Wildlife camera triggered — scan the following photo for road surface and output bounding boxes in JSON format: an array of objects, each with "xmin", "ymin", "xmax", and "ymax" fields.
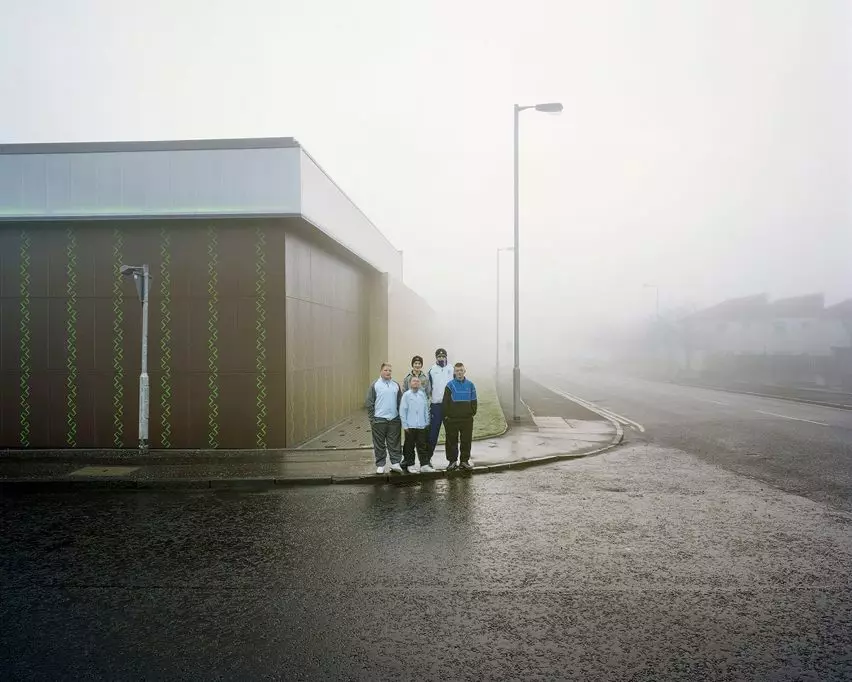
[
  {"xmin": 3, "ymin": 446, "xmax": 852, "ymax": 680},
  {"xmin": 537, "ymin": 370, "xmax": 852, "ymax": 512},
  {"xmin": 3, "ymin": 373, "xmax": 852, "ymax": 679}
]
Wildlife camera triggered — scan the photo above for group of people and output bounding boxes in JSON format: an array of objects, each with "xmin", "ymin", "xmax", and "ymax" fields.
[{"xmin": 365, "ymin": 347, "xmax": 478, "ymax": 474}]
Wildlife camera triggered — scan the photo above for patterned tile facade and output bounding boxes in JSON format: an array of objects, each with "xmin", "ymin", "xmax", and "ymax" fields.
[{"xmin": 0, "ymin": 218, "xmax": 370, "ymax": 449}]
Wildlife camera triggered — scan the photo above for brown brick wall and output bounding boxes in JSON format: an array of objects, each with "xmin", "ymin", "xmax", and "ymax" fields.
[{"xmin": 0, "ymin": 218, "xmax": 369, "ymax": 449}]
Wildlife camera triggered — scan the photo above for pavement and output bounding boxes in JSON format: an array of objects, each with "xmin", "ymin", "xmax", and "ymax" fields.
[
  {"xmin": 297, "ymin": 408, "xmax": 376, "ymax": 449},
  {"xmin": 0, "ymin": 379, "xmax": 621, "ymax": 490}
]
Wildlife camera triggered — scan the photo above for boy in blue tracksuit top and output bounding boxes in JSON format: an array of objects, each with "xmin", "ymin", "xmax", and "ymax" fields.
[
  {"xmin": 399, "ymin": 375, "xmax": 432, "ymax": 473},
  {"xmin": 441, "ymin": 362, "xmax": 478, "ymax": 471}
]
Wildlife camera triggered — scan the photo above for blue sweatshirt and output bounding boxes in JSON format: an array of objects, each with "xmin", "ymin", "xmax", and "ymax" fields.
[
  {"xmin": 365, "ymin": 378, "xmax": 402, "ymax": 421},
  {"xmin": 400, "ymin": 389, "xmax": 431, "ymax": 429}
]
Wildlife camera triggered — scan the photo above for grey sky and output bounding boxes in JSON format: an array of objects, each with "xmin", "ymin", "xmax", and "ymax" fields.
[{"xmin": 2, "ymin": 0, "xmax": 850, "ymax": 352}]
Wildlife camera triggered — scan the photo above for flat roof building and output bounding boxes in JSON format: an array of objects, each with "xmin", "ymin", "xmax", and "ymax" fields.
[{"xmin": 0, "ymin": 137, "xmax": 431, "ymax": 449}]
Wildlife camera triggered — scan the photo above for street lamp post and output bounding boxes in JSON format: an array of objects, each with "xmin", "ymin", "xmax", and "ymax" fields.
[
  {"xmin": 495, "ymin": 246, "xmax": 514, "ymax": 381},
  {"xmin": 644, "ymin": 282, "xmax": 669, "ymax": 378},
  {"xmin": 644, "ymin": 283, "xmax": 660, "ymax": 319},
  {"xmin": 513, "ymin": 101, "xmax": 563, "ymax": 421},
  {"xmin": 120, "ymin": 264, "xmax": 151, "ymax": 452}
]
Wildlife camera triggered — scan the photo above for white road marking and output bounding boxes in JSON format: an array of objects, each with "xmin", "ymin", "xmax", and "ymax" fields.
[
  {"xmin": 754, "ymin": 410, "xmax": 829, "ymax": 427},
  {"xmin": 549, "ymin": 387, "xmax": 646, "ymax": 433},
  {"xmin": 692, "ymin": 396, "xmax": 729, "ymax": 406}
]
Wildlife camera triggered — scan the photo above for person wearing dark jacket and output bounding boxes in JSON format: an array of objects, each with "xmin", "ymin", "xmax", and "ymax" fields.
[
  {"xmin": 441, "ymin": 362, "xmax": 478, "ymax": 471},
  {"xmin": 365, "ymin": 363, "xmax": 404, "ymax": 474}
]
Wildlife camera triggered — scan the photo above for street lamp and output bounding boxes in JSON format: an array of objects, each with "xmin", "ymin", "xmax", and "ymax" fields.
[
  {"xmin": 120, "ymin": 264, "xmax": 151, "ymax": 452},
  {"xmin": 513, "ymin": 101, "xmax": 563, "ymax": 421},
  {"xmin": 495, "ymin": 246, "xmax": 514, "ymax": 381},
  {"xmin": 644, "ymin": 283, "xmax": 660, "ymax": 319}
]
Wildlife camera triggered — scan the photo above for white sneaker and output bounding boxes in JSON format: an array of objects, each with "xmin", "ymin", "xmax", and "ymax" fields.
[
  {"xmin": 376, "ymin": 466, "xmax": 385, "ymax": 475},
  {"xmin": 389, "ymin": 463, "xmax": 404, "ymax": 474},
  {"xmin": 420, "ymin": 465, "xmax": 435, "ymax": 473},
  {"xmin": 407, "ymin": 465, "xmax": 420, "ymax": 474}
]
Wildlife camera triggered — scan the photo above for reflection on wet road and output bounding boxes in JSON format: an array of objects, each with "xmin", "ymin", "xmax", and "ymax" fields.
[{"xmin": 3, "ymin": 443, "xmax": 851, "ymax": 680}]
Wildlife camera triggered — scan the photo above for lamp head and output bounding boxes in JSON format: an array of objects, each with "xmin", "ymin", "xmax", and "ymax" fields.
[{"xmin": 535, "ymin": 102, "xmax": 563, "ymax": 113}]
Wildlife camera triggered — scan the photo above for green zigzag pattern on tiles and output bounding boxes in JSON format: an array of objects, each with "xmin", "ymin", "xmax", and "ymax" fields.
[
  {"xmin": 207, "ymin": 226, "xmax": 220, "ymax": 448},
  {"xmin": 159, "ymin": 227, "xmax": 173, "ymax": 448},
  {"xmin": 19, "ymin": 230, "xmax": 31, "ymax": 447},
  {"xmin": 112, "ymin": 228, "xmax": 125, "ymax": 447},
  {"xmin": 255, "ymin": 227, "xmax": 268, "ymax": 449},
  {"xmin": 66, "ymin": 226, "xmax": 79, "ymax": 447}
]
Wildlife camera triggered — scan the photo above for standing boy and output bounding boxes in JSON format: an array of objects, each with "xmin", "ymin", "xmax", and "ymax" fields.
[
  {"xmin": 427, "ymin": 348, "xmax": 453, "ymax": 455},
  {"xmin": 442, "ymin": 362, "xmax": 478, "ymax": 471},
  {"xmin": 365, "ymin": 363, "xmax": 403, "ymax": 474},
  {"xmin": 403, "ymin": 355, "xmax": 432, "ymax": 399},
  {"xmin": 399, "ymin": 375, "xmax": 433, "ymax": 473}
]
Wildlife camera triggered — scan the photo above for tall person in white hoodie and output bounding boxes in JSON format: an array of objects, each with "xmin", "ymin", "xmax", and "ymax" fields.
[{"xmin": 427, "ymin": 347, "xmax": 453, "ymax": 456}]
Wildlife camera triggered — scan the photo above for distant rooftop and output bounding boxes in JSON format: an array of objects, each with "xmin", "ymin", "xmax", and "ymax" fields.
[
  {"xmin": 691, "ymin": 294, "xmax": 768, "ymax": 319},
  {"xmin": 691, "ymin": 293, "xmax": 852, "ymax": 320}
]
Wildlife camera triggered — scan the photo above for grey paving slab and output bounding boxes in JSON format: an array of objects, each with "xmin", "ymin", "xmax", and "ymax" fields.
[
  {"xmin": 0, "ymin": 380, "xmax": 620, "ymax": 489},
  {"xmin": 0, "ymin": 420, "xmax": 619, "ymax": 488},
  {"xmin": 298, "ymin": 409, "xmax": 374, "ymax": 449}
]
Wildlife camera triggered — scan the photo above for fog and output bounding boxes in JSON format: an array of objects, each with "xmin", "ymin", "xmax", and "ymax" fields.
[{"xmin": 2, "ymin": 0, "xmax": 850, "ymax": 373}]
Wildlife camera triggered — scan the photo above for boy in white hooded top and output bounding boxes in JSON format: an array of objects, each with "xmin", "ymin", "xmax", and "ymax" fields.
[{"xmin": 427, "ymin": 347, "xmax": 453, "ymax": 456}]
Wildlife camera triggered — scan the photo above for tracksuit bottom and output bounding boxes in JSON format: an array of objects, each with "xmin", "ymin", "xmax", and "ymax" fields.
[
  {"xmin": 402, "ymin": 428, "xmax": 430, "ymax": 468},
  {"xmin": 444, "ymin": 417, "xmax": 474, "ymax": 463},
  {"xmin": 428, "ymin": 403, "xmax": 444, "ymax": 453},
  {"xmin": 371, "ymin": 418, "xmax": 402, "ymax": 467}
]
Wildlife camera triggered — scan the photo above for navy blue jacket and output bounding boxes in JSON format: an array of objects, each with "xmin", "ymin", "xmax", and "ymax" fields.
[{"xmin": 442, "ymin": 378, "xmax": 478, "ymax": 420}]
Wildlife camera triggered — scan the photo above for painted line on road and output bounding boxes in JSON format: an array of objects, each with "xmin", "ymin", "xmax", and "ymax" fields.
[
  {"xmin": 692, "ymin": 396, "xmax": 729, "ymax": 406},
  {"xmin": 754, "ymin": 410, "xmax": 829, "ymax": 427},
  {"xmin": 549, "ymin": 387, "xmax": 646, "ymax": 433}
]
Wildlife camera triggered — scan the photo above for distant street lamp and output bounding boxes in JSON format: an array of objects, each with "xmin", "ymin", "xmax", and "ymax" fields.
[
  {"xmin": 644, "ymin": 282, "xmax": 672, "ymax": 379},
  {"xmin": 120, "ymin": 264, "xmax": 151, "ymax": 452},
  {"xmin": 495, "ymin": 246, "xmax": 515, "ymax": 381},
  {"xmin": 644, "ymin": 283, "xmax": 660, "ymax": 319},
  {"xmin": 513, "ymin": 101, "xmax": 563, "ymax": 421}
]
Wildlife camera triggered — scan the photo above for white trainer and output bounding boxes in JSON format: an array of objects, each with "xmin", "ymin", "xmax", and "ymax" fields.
[
  {"xmin": 389, "ymin": 463, "xmax": 404, "ymax": 474},
  {"xmin": 376, "ymin": 466, "xmax": 385, "ymax": 474},
  {"xmin": 420, "ymin": 464, "xmax": 435, "ymax": 473},
  {"xmin": 407, "ymin": 465, "xmax": 420, "ymax": 474}
]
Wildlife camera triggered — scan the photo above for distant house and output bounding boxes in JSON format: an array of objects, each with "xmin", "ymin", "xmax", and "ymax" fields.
[
  {"xmin": 679, "ymin": 294, "xmax": 852, "ymax": 388},
  {"xmin": 827, "ymin": 299, "xmax": 852, "ymax": 389}
]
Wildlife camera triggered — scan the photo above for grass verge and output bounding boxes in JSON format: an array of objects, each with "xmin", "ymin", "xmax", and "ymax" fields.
[{"xmin": 437, "ymin": 378, "xmax": 507, "ymax": 443}]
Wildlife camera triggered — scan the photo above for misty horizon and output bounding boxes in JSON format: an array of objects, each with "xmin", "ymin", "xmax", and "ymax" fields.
[{"xmin": 2, "ymin": 0, "xmax": 850, "ymax": 362}]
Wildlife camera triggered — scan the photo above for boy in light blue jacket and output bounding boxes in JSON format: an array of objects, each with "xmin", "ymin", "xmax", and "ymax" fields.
[{"xmin": 399, "ymin": 375, "xmax": 433, "ymax": 473}]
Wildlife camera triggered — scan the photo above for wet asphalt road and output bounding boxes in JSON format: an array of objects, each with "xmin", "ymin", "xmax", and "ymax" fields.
[
  {"xmin": 3, "ymin": 441, "xmax": 852, "ymax": 681},
  {"xmin": 538, "ymin": 370, "xmax": 852, "ymax": 512}
]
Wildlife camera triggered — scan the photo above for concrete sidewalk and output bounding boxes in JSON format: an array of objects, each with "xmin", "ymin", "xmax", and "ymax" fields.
[{"xmin": 0, "ymin": 380, "xmax": 622, "ymax": 490}]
